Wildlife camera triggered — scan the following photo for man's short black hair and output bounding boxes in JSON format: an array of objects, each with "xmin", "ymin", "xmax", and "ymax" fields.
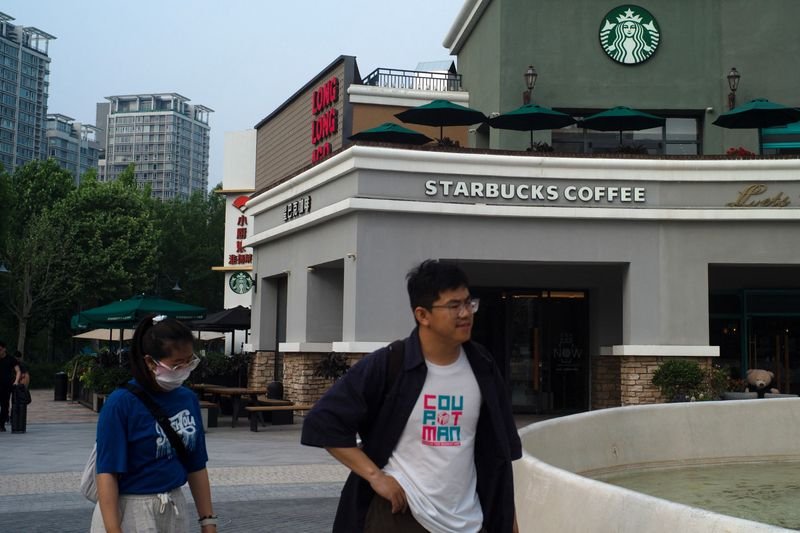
[{"xmin": 407, "ymin": 259, "xmax": 469, "ymax": 310}]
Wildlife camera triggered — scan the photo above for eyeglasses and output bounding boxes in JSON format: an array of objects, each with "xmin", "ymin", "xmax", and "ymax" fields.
[
  {"xmin": 429, "ymin": 298, "xmax": 480, "ymax": 316},
  {"xmin": 154, "ymin": 354, "xmax": 200, "ymax": 372}
]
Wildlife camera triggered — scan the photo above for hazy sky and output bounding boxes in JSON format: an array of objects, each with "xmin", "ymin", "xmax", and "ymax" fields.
[{"xmin": 5, "ymin": 0, "xmax": 464, "ymax": 187}]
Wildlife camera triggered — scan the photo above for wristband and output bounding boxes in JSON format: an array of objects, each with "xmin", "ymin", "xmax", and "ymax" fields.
[{"xmin": 198, "ymin": 515, "xmax": 218, "ymax": 527}]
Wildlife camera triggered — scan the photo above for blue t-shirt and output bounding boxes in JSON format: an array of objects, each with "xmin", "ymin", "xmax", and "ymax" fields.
[{"xmin": 95, "ymin": 380, "xmax": 208, "ymax": 495}]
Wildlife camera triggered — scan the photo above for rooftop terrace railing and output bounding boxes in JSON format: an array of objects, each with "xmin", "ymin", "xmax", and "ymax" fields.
[{"xmin": 362, "ymin": 68, "xmax": 462, "ymax": 93}]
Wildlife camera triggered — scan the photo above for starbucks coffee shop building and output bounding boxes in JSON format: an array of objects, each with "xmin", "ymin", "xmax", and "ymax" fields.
[{"xmin": 243, "ymin": 1, "xmax": 800, "ymax": 413}]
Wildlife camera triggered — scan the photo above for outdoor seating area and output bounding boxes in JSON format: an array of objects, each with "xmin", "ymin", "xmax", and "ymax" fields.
[
  {"xmin": 188, "ymin": 383, "xmax": 307, "ymax": 430},
  {"xmin": 347, "ymin": 96, "xmax": 800, "ymax": 155}
]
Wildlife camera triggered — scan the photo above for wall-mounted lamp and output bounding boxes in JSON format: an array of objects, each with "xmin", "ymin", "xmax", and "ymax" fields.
[
  {"xmin": 0, "ymin": 262, "xmax": 9, "ymax": 274},
  {"xmin": 727, "ymin": 67, "xmax": 741, "ymax": 110},
  {"xmin": 306, "ymin": 266, "xmax": 315, "ymax": 272},
  {"xmin": 346, "ymin": 253, "xmax": 356, "ymax": 260},
  {"xmin": 523, "ymin": 65, "xmax": 538, "ymax": 104},
  {"xmin": 171, "ymin": 280, "xmax": 182, "ymax": 293},
  {"xmin": 281, "ymin": 269, "xmax": 291, "ymax": 276}
]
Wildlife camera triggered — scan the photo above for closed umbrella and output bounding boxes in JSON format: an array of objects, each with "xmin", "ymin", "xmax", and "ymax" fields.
[
  {"xmin": 349, "ymin": 122, "xmax": 433, "ymax": 145},
  {"xmin": 578, "ymin": 106, "xmax": 665, "ymax": 145},
  {"xmin": 395, "ymin": 99, "xmax": 486, "ymax": 143},
  {"xmin": 489, "ymin": 103, "xmax": 576, "ymax": 149},
  {"xmin": 713, "ymin": 99, "xmax": 800, "ymax": 129}
]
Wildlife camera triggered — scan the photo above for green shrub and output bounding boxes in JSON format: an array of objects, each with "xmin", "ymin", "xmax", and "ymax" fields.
[
  {"xmin": 313, "ymin": 353, "xmax": 350, "ymax": 380},
  {"xmin": 80, "ymin": 365, "xmax": 131, "ymax": 394},
  {"xmin": 652, "ymin": 359, "xmax": 704, "ymax": 401},
  {"xmin": 191, "ymin": 352, "xmax": 252, "ymax": 385}
]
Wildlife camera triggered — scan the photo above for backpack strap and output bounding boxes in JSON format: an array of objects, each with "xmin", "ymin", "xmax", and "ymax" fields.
[
  {"xmin": 124, "ymin": 384, "xmax": 191, "ymax": 468},
  {"xmin": 386, "ymin": 340, "xmax": 405, "ymax": 396}
]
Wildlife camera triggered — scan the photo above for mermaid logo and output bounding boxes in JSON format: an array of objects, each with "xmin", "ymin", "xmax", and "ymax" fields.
[{"xmin": 600, "ymin": 5, "xmax": 660, "ymax": 65}]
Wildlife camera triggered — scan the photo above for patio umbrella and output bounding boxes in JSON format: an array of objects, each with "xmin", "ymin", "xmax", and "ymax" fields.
[
  {"xmin": 72, "ymin": 328, "xmax": 223, "ymax": 341},
  {"xmin": 395, "ymin": 99, "xmax": 486, "ymax": 143},
  {"xmin": 190, "ymin": 305, "xmax": 252, "ymax": 355},
  {"xmin": 488, "ymin": 103, "xmax": 576, "ymax": 149},
  {"xmin": 71, "ymin": 294, "xmax": 207, "ymax": 330},
  {"xmin": 712, "ymin": 99, "xmax": 800, "ymax": 129},
  {"xmin": 578, "ymin": 106, "xmax": 665, "ymax": 144},
  {"xmin": 190, "ymin": 305, "xmax": 251, "ymax": 332},
  {"xmin": 348, "ymin": 122, "xmax": 433, "ymax": 145}
]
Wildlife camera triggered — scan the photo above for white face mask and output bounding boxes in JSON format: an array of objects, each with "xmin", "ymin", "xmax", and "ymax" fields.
[{"xmin": 152, "ymin": 356, "xmax": 199, "ymax": 391}]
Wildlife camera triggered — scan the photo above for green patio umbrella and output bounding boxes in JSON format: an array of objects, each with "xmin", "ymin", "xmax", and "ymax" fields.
[
  {"xmin": 348, "ymin": 122, "xmax": 433, "ymax": 145},
  {"xmin": 395, "ymin": 99, "xmax": 487, "ymax": 143},
  {"xmin": 712, "ymin": 99, "xmax": 800, "ymax": 129},
  {"xmin": 71, "ymin": 294, "xmax": 207, "ymax": 330},
  {"xmin": 488, "ymin": 103, "xmax": 576, "ymax": 149},
  {"xmin": 578, "ymin": 106, "xmax": 665, "ymax": 144}
]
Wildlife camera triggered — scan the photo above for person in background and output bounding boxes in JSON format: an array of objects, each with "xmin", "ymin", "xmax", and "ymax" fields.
[
  {"xmin": 13, "ymin": 351, "xmax": 29, "ymax": 388},
  {"xmin": 0, "ymin": 341, "xmax": 17, "ymax": 432},
  {"xmin": 302, "ymin": 260, "xmax": 521, "ymax": 532},
  {"xmin": 90, "ymin": 314, "xmax": 217, "ymax": 533}
]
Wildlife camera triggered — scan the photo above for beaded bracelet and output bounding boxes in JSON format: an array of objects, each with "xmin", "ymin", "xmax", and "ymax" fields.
[{"xmin": 198, "ymin": 515, "xmax": 218, "ymax": 527}]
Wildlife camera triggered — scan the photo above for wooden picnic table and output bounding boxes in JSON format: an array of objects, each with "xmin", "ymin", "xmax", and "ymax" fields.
[
  {"xmin": 207, "ymin": 387, "xmax": 266, "ymax": 428},
  {"xmin": 188, "ymin": 383, "xmax": 224, "ymax": 401}
]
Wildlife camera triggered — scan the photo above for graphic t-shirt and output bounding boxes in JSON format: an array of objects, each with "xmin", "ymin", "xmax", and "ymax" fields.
[
  {"xmin": 95, "ymin": 380, "xmax": 208, "ymax": 494},
  {"xmin": 383, "ymin": 348, "xmax": 483, "ymax": 533}
]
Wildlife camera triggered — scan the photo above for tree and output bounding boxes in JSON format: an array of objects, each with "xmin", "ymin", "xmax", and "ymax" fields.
[
  {"xmin": 0, "ymin": 160, "xmax": 75, "ymax": 354},
  {"xmin": 150, "ymin": 186, "xmax": 225, "ymax": 311},
  {"xmin": 55, "ymin": 167, "xmax": 160, "ymax": 308}
]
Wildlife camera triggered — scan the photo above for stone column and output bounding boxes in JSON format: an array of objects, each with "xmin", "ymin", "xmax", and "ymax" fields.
[{"xmin": 591, "ymin": 355, "xmax": 621, "ymax": 409}]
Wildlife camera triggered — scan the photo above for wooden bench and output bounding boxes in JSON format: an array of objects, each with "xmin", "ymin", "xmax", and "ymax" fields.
[
  {"xmin": 198, "ymin": 400, "xmax": 219, "ymax": 429},
  {"xmin": 244, "ymin": 404, "xmax": 315, "ymax": 432}
]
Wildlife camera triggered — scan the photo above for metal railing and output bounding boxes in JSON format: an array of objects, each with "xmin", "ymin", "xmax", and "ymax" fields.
[{"xmin": 362, "ymin": 68, "xmax": 462, "ymax": 92}]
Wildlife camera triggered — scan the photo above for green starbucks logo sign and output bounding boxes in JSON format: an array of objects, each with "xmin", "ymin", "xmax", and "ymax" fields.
[
  {"xmin": 600, "ymin": 5, "xmax": 660, "ymax": 65},
  {"xmin": 229, "ymin": 272, "xmax": 253, "ymax": 294}
]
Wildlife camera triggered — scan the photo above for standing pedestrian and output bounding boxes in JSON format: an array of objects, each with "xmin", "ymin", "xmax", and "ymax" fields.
[
  {"xmin": 0, "ymin": 341, "xmax": 17, "ymax": 432},
  {"xmin": 302, "ymin": 259, "xmax": 522, "ymax": 532},
  {"xmin": 13, "ymin": 350, "xmax": 30, "ymax": 387},
  {"xmin": 90, "ymin": 314, "xmax": 217, "ymax": 533}
]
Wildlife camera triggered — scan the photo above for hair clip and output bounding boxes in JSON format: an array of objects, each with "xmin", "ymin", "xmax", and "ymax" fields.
[{"xmin": 152, "ymin": 314, "xmax": 167, "ymax": 324}]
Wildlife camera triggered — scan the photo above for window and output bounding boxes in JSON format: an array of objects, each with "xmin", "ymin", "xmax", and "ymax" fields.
[
  {"xmin": 762, "ymin": 121, "xmax": 800, "ymax": 155},
  {"xmin": 551, "ymin": 113, "xmax": 700, "ymax": 155}
]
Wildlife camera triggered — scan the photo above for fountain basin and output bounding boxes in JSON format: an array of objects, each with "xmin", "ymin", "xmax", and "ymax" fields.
[{"xmin": 514, "ymin": 399, "xmax": 800, "ymax": 532}]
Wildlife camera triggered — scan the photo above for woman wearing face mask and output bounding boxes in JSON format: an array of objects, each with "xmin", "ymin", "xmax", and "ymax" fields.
[{"xmin": 90, "ymin": 314, "xmax": 216, "ymax": 533}]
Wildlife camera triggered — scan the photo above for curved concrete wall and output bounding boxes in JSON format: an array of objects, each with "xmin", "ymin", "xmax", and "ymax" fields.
[{"xmin": 515, "ymin": 399, "xmax": 800, "ymax": 532}]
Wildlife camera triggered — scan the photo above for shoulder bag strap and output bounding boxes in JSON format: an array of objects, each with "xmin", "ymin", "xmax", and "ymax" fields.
[
  {"xmin": 386, "ymin": 340, "xmax": 405, "ymax": 396},
  {"xmin": 123, "ymin": 384, "xmax": 191, "ymax": 468}
]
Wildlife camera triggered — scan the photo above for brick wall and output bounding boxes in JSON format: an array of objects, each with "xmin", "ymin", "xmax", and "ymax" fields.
[
  {"xmin": 619, "ymin": 356, "xmax": 712, "ymax": 405},
  {"xmin": 591, "ymin": 355, "xmax": 621, "ymax": 409},
  {"xmin": 253, "ymin": 352, "xmax": 366, "ymax": 405},
  {"xmin": 248, "ymin": 351, "xmax": 276, "ymax": 391}
]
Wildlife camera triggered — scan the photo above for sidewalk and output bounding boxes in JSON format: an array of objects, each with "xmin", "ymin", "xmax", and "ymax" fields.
[{"xmin": 0, "ymin": 389, "xmax": 346, "ymax": 532}]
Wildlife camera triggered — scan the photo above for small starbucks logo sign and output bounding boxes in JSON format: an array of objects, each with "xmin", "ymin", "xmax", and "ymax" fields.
[
  {"xmin": 599, "ymin": 5, "xmax": 660, "ymax": 65},
  {"xmin": 229, "ymin": 272, "xmax": 253, "ymax": 294}
]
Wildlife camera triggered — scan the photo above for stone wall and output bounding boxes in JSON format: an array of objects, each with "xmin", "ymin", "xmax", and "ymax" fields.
[
  {"xmin": 248, "ymin": 351, "xmax": 276, "ymax": 391},
  {"xmin": 252, "ymin": 352, "xmax": 366, "ymax": 406},
  {"xmin": 619, "ymin": 356, "xmax": 712, "ymax": 405},
  {"xmin": 591, "ymin": 355, "xmax": 621, "ymax": 409}
]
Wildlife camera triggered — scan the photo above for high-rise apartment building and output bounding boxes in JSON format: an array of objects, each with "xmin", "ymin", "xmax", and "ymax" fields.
[
  {"xmin": 0, "ymin": 12, "xmax": 55, "ymax": 172},
  {"xmin": 96, "ymin": 93, "xmax": 212, "ymax": 200},
  {"xmin": 45, "ymin": 113, "xmax": 101, "ymax": 183}
]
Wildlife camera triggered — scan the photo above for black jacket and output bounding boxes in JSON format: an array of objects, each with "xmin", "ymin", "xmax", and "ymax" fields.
[{"xmin": 301, "ymin": 328, "xmax": 522, "ymax": 532}]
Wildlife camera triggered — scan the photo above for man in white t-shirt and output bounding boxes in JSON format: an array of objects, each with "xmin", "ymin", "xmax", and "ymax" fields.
[{"xmin": 302, "ymin": 260, "xmax": 522, "ymax": 532}]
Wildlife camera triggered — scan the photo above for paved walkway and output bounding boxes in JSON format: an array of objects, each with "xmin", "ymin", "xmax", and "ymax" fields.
[
  {"xmin": 2, "ymin": 389, "xmax": 550, "ymax": 532},
  {"xmin": 1, "ymin": 389, "xmax": 346, "ymax": 532}
]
